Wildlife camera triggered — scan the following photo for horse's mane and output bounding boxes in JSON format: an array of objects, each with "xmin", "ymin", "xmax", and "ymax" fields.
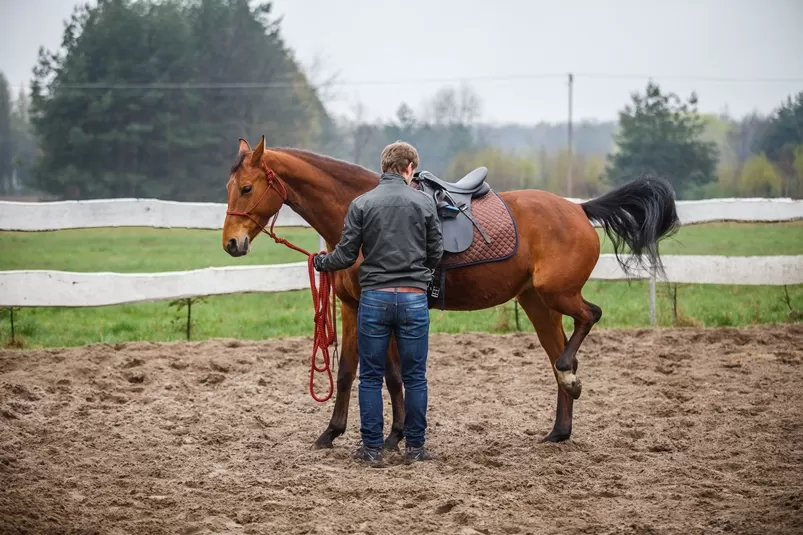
[
  {"xmin": 230, "ymin": 146, "xmax": 379, "ymax": 188},
  {"xmin": 276, "ymin": 147, "xmax": 379, "ymax": 187}
]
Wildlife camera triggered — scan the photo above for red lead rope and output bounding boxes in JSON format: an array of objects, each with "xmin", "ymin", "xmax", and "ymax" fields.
[
  {"xmin": 308, "ymin": 256, "xmax": 336, "ymax": 402},
  {"xmin": 226, "ymin": 161, "xmax": 337, "ymax": 402}
]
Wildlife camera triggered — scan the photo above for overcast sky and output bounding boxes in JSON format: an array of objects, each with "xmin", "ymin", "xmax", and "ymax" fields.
[{"xmin": 1, "ymin": 0, "xmax": 802, "ymax": 124}]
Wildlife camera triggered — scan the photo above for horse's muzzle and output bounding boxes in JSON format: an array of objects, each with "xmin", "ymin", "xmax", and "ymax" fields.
[{"xmin": 225, "ymin": 236, "xmax": 249, "ymax": 257}]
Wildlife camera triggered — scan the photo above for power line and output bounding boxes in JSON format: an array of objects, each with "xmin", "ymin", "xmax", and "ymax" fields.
[
  {"xmin": 576, "ymin": 73, "xmax": 803, "ymax": 83},
  {"xmin": 13, "ymin": 72, "xmax": 803, "ymax": 91},
  {"xmin": 15, "ymin": 74, "xmax": 565, "ymax": 91}
]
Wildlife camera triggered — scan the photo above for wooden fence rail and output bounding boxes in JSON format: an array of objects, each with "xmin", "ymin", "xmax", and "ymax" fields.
[
  {"xmin": 1, "ymin": 197, "xmax": 801, "ymax": 231},
  {"xmin": 1, "ymin": 255, "xmax": 801, "ymax": 308}
]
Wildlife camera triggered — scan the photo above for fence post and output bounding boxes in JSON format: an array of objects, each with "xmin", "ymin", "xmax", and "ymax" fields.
[
  {"xmin": 186, "ymin": 299, "xmax": 192, "ymax": 341},
  {"xmin": 649, "ymin": 265, "xmax": 657, "ymax": 327}
]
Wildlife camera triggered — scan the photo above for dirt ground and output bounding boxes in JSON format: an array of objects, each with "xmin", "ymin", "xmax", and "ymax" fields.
[{"xmin": 1, "ymin": 325, "xmax": 802, "ymax": 535}]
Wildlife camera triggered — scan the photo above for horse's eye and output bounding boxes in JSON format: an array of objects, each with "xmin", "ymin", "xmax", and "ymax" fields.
[{"xmin": 240, "ymin": 185, "xmax": 252, "ymax": 194}]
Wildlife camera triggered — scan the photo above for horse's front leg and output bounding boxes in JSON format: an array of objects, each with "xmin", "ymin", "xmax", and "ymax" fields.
[
  {"xmin": 384, "ymin": 335, "xmax": 405, "ymax": 450},
  {"xmin": 314, "ymin": 302, "xmax": 358, "ymax": 449}
]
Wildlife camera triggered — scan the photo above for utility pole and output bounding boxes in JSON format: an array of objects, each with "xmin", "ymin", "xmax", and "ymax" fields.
[{"xmin": 567, "ymin": 73, "xmax": 574, "ymax": 198}]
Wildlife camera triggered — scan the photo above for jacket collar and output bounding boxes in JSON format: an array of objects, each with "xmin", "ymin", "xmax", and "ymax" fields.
[{"xmin": 379, "ymin": 172, "xmax": 408, "ymax": 184}]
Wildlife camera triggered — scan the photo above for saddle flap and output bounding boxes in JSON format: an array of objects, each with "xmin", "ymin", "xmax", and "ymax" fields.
[
  {"xmin": 439, "ymin": 191, "xmax": 475, "ymax": 254},
  {"xmin": 414, "ymin": 179, "xmax": 487, "ymax": 255}
]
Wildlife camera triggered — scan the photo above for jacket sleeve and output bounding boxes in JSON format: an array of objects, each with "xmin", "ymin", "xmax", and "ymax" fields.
[
  {"xmin": 424, "ymin": 199, "xmax": 444, "ymax": 271},
  {"xmin": 317, "ymin": 200, "xmax": 363, "ymax": 272}
]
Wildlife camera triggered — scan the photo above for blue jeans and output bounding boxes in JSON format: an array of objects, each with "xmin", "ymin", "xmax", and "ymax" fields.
[{"xmin": 357, "ymin": 289, "xmax": 430, "ymax": 449}]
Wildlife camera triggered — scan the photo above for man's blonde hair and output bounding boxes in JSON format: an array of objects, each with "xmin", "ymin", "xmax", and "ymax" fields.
[{"xmin": 380, "ymin": 141, "xmax": 419, "ymax": 174}]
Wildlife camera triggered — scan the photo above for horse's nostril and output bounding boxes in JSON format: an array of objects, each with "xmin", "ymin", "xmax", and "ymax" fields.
[{"xmin": 226, "ymin": 238, "xmax": 238, "ymax": 253}]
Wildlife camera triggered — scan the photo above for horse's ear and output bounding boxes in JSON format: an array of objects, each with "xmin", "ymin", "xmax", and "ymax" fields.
[
  {"xmin": 250, "ymin": 136, "xmax": 266, "ymax": 166},
  {"xmin": 238, "ymin": 138, "xmax": 251, "ymax": 153}
]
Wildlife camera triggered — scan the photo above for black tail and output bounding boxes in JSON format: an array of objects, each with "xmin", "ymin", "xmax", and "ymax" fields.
[{"xmin": 581, "ymin": 175, "xmax": 680, "ymax": 278}]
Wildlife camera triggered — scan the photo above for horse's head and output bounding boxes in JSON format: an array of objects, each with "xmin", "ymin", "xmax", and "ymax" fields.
[{"xmin": 223, "ymin": 136, "xmax": 285, "ymax": 257}]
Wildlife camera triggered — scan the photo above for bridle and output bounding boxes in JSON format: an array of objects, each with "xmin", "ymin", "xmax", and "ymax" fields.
[
  {"xmin": 225, "ymin": 158, "xmax": 311, "ymax": 256},
  {"xmin": 225, "ymin": 156, "xmax": 337, "ymax": 403}
]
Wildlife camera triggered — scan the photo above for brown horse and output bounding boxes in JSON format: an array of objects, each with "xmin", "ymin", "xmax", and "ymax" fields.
[{"xmin": 223, "ymin": 136, "xmax": 679, "ymax": 448}]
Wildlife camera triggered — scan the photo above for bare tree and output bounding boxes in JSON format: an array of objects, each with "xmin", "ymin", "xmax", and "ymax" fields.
[
  {"xmin": 424, "ymin": 86, "xmax": 457, "ymax": 125},
  {"xmin": 421, "ymin": 83, "xmax": 482, "ymax": 125},
  {"xmin": 0, "ymin": 72, "xmax": 12, "ymax": 195},
  {"xmin": 303, "ymin": 51, "xmax": 342, "ymax": 107},
  {"xmin": 457, "ymin": 83, "xmax": 482, "ymax": 124},
  {"xmin": 347, "ymin": 97, "xmax": 374, "ymax": 166}
]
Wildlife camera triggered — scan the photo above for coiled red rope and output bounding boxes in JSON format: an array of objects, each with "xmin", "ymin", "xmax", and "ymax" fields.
[
  {"xmin": 226, "ymin": 161, "xmax": 337, "ymax": 402},
  {"xmin": 307, "ymin": 256, "xmax": 336, "ymax": 402}
]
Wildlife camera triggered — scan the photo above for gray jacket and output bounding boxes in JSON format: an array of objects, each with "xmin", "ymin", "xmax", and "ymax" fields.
[{"xmin": 315, "ymin": 172, "xmax": 443, "ymax": 292}]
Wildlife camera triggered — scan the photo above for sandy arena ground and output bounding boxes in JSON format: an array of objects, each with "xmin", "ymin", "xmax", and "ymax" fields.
[{"xmin": 1, "ymin": 325, "xmax": 802, "ymax": 535}]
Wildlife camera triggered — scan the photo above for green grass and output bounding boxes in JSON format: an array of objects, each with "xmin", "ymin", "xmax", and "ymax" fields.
[
  {"xmin": 1, "ymin": 222, "xmax": 801, "ymax": 348},
  {"xmin": 650, "ymin": 221, "xmax": 803, "ymax": 256},
  {"xmin": 0, "ymin": 227, "xmax": 320, "ymax": 272}
]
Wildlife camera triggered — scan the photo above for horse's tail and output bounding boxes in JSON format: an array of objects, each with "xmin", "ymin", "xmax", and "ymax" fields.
[{"xmin": 581, "ymin": 175, "xmax": 680, "ymax": 278}]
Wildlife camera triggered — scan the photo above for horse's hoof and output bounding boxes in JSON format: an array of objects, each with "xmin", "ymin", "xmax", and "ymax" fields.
[
  {"xmin": 313, "ymin": 425, "xmax": 344, "ymax": 449},
  {"xmin": 313, "ymin": 435, "xmax": 334, "ymax": 449},
  {"xmin": 539, "ymin": 430, "xmax": 571, "ymax": 443},
  {"xmin": 383, "ymin": 431, "xmax": 403, "ymax": 451}
]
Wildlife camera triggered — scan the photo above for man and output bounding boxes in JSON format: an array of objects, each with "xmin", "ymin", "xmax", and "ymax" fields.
[{"xmin": 312, "ymin": 141, "xmax": 443, "ymax": 467}]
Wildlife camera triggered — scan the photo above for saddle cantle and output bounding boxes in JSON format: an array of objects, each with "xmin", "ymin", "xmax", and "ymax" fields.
[
  {"xmin": 410, "ymin": 167, "xmax": 520, "ymax": 310},
  {"xmin": 414, "ymin": 167, "xmax": 491, "ymax": 254}
]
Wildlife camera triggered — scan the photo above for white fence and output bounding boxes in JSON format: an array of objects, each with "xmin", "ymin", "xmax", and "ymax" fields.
[
  {"xmin": 2, "ymin": 255, "xmax": 801, "ymax": 308},
  {"xmin": 1, "ymin": 198, "xmax": 802, "ymax": 325},
  {"xmin": 2, "ymin": 197, "xmax": 802, "ymax": 231},
  {"xmin": 0, "ymin": 199, "xmax": 309, "ymax": 231}
]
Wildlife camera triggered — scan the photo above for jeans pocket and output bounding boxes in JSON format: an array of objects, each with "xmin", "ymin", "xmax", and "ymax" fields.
[
  {"xmin": 358, "ymin": 300, "xmax": 388, "ymax": 336},
  {"xmin": 404, "ymin": 299, "xmax": 429, "ymax": 311},
  {"xmin": 400, "ymin": 300, "xmax": 430, "ymax": 332},
  {"xmin": 360, "ymin": 302, "xmax": 387, "ymax": 312},
  {"xmin": 360, "ymin": 292, "xmax": 391, "ymax": 310}
]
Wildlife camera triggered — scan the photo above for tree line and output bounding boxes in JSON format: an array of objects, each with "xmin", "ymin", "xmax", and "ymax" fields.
[
  {"xmin": 7, "ymin": 0, "xmax": 336, "ymax": 201},
  {"xmin": 0, "ymin": 0, "xmax": 801, "ymax": 201},
  {"xmin": 0, "ymin": 77, "xmax": 36, "ymax": 196}
]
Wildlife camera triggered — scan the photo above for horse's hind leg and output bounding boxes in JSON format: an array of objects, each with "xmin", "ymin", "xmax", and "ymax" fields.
[
  {"xmin": 516, "ymin": 288, "xmax": 574, "ymax": 442},
  {"xmin": 383, "ymin": 336, "xmax": 405, "ymax": 450},
  {"xmin": 538, "ymin": 290, "xmax": 602, "ymax": 400}
]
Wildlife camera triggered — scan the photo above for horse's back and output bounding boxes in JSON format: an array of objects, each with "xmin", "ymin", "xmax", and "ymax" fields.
[
  {"xmin": 500, "ymin": 188, "xmax": 596, "ymax": 237},
  {"xmin": 500, "ymin": 188, "xmax": 601, "ymax": 283}
]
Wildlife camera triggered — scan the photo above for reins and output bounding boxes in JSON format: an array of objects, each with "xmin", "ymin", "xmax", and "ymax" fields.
[{"xmin": 226, "ymin": 159, "xmax": 337, "ymax": 403}]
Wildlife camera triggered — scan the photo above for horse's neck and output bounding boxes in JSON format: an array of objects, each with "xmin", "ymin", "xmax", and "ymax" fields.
[{"xmin": 277, "ymin": 158, "xmax": 375, "ymax": 248}]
